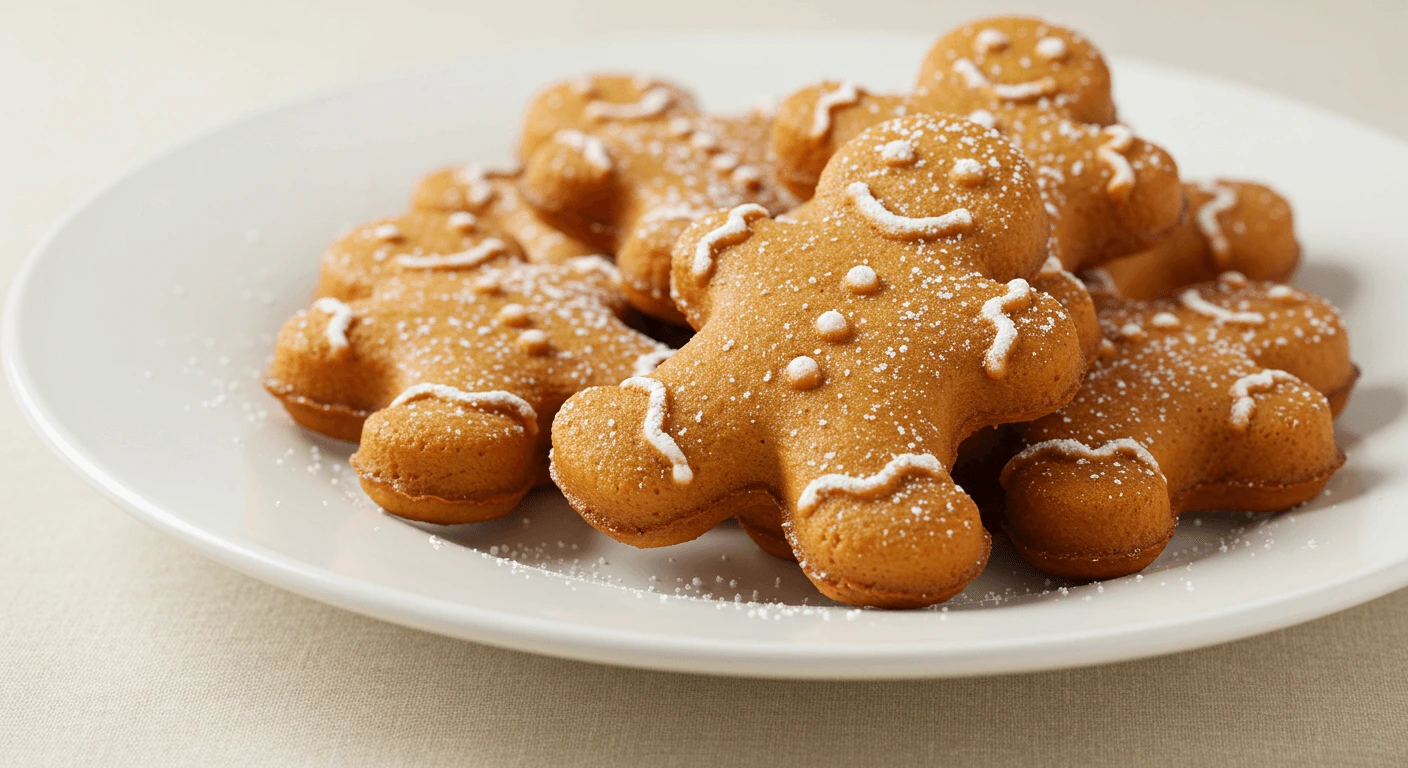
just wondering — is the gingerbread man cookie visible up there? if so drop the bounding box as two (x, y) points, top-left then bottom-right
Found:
(550, 115), (1089, 608)
(411, 162), (600, 265)
(1001, 272), (1356, 579)
(517, 74), (798, 324)
(1090, 180), (1300, 300)
(264, 259), (672, 523)
(770, 16), (1184, 270)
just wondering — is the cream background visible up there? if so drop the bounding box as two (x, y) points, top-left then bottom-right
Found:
(3, 1), (1407, 764)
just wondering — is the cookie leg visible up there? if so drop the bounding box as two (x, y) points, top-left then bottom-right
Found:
(1002, 448), (1173, 580)
(351, 395), (541, 524)
(786, 470), (991, 609)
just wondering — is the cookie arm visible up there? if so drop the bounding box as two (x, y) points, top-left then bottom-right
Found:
(769, 82), (906, 200)
(262, 298), (394, 441)
(550, 363), (770, 548)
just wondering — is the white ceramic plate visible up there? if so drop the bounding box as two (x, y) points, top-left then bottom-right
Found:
(6, 34), (1407, 679)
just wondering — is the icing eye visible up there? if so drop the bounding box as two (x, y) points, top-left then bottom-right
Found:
(974, 28), (1010, 55)
(950, 158), (986, 186)
(879, 139), (916, 167)
(1036, 36), (1068, 62)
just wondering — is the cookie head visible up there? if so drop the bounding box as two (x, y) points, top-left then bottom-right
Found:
(917, 16), (1115, 125)
(816, 116), (1049, 281)
(518, 74), (698, 159)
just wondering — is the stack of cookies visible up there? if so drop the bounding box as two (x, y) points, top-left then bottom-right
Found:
(264, 16), (1357, 609)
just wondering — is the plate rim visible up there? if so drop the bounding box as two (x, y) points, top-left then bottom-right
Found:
(6, 33), (1408, 679)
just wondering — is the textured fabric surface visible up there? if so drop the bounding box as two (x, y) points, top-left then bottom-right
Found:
(4, 1), (1408, 765)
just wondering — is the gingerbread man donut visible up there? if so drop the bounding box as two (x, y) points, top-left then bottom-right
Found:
(770, 16), (1184, 271)
(550, 115), (1089, 608)
(1001, 272), (1357, 580)
(517, 74), (798, 324)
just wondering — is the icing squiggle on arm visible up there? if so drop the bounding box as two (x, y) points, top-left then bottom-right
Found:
(797, 453), (942, 514)
(1179, 288), (1265, 325)
(1195, 181), (1239, 266)
(389, 384), (539, 436)
(396, 238), (506, 270)
(1097, 126), (1137, 203)
(979, 278), (1032, 378)
(584, 87), (673, 121)
(312, 297), (354, 351)
(811, 82), (861, 139)
(1228, 369), (1301, 432)
(1001, 438), (1164, 484)
(620, 377), (693, 484)
(692, 204), (770, 281)
(846, 182), (972, 239)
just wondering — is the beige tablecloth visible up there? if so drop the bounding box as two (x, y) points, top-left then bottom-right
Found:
(4, 1), (1407, 764)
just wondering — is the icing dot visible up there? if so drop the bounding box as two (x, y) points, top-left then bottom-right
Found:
(1119, 323), (1146, 341)
(472, 275), (501, 295)
(974, 28), (1010, 54)
(785, 356), (823, 390)
(815, 310), (851, 342)
(950, 158), (986, 186)
(1267, 285), (1296, 300)
(967, 109), (997, 129)
(732, 165), (763, 189)
(517, 329), (551, 356)
(1151, 312), (1181, 329)
(497, 303), (531, 327)
(1219, 270), (1249, 287)
(711, 153), (739, 172)
(667, 117), (692, 138)
(690, 132), (718, 151)
(844, 265), (880, 295)
(1035, 36), (1068, 61)
(447, 211), (477, 232)
(1099, 339), (1117, 358)
(372, 223), (402, 241)
(879, 140), (915, 167)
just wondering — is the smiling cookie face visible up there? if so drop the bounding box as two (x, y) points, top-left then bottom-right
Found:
(517, 74), (699, 160)
(551, 115), (1089, 608)
(915, 16), (1115, 126)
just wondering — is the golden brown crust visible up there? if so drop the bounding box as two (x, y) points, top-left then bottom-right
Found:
(768, 16), (1183, 271)
(551, 115), (1088, 608)
(1001, 275), (1356, 581)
